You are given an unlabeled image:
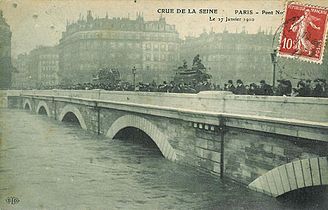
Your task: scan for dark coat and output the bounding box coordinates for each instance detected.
[226,84,235,93]
[297,87,307,97]
[257,84,273,96]
[312,84,323,97]
[234,84,247,95]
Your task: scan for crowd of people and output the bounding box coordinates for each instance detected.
[50,79,213,93]
[42,78,328,97]
[224,78,328,97]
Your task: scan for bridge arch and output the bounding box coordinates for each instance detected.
[106,115,177,161]
[248,157,328,197]
[23,99,32,111]
[36,101,50,116]
[58,105,87,130]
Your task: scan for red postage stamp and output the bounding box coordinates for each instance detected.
[278,2,328,63]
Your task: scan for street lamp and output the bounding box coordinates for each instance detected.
[132,66,136,91]
[270,49,278,88]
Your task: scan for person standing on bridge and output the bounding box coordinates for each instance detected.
[234,79,247,95]
[312,79,323,97]
[225,80,235,93]
[257,80,273,96]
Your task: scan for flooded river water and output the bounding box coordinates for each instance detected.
[0,109,326,209]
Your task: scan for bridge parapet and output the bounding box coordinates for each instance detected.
[0,90,23,108]
[15,89,328,123]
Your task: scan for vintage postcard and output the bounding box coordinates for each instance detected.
[0,0,328,209]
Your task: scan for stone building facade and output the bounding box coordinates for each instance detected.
[0,10,13,89]
[181,30,328,87]
[13,46,59,89]
[59,11,180,84]
[12,53,30,89]
[181,30,274,86]
[29,46,59,88]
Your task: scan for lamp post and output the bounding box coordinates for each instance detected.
[270,49,278,88]
[132,66,136,91]
[27,75,32,89]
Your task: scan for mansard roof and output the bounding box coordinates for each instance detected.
[62,11,177,38]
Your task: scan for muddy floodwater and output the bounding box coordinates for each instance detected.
[0,109,327,210]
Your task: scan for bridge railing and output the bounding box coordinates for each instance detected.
[223,94,328,123]
[6,89,328,124]
[17,89,228,112]
[0,90,24,108]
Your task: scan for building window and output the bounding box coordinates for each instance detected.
[145,54,150,61]
[153,53,159,61]
[161,44,166,50]
[161,54,166,61]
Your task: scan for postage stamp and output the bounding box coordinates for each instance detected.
[278,2,328,64]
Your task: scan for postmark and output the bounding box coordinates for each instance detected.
[278,2,328,64]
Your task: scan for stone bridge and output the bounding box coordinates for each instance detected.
[4,89,328,197]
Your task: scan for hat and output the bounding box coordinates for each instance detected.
[260,80,266,84]
[228,80,233,84]
[236,79,243,84]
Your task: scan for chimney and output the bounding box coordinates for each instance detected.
[87,10,93,22]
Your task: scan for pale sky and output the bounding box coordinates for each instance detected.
[1,0,327,57]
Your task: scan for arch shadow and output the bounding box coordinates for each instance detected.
[58,105,87,130]
[248,157,328,197]
[36,101,50,116]
[23,99,32,111]
[106,115,177,161]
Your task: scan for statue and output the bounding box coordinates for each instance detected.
[197,59,205,69]
[193,54,200,66]
[182,60,187,69]
[178,59,188,70]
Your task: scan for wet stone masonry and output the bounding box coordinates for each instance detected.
[5,90,328,197]
[188,121,328,188]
